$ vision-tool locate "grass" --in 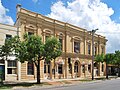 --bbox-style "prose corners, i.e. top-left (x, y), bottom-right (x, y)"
top-left (0, 82), bottom-right (51, 89)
